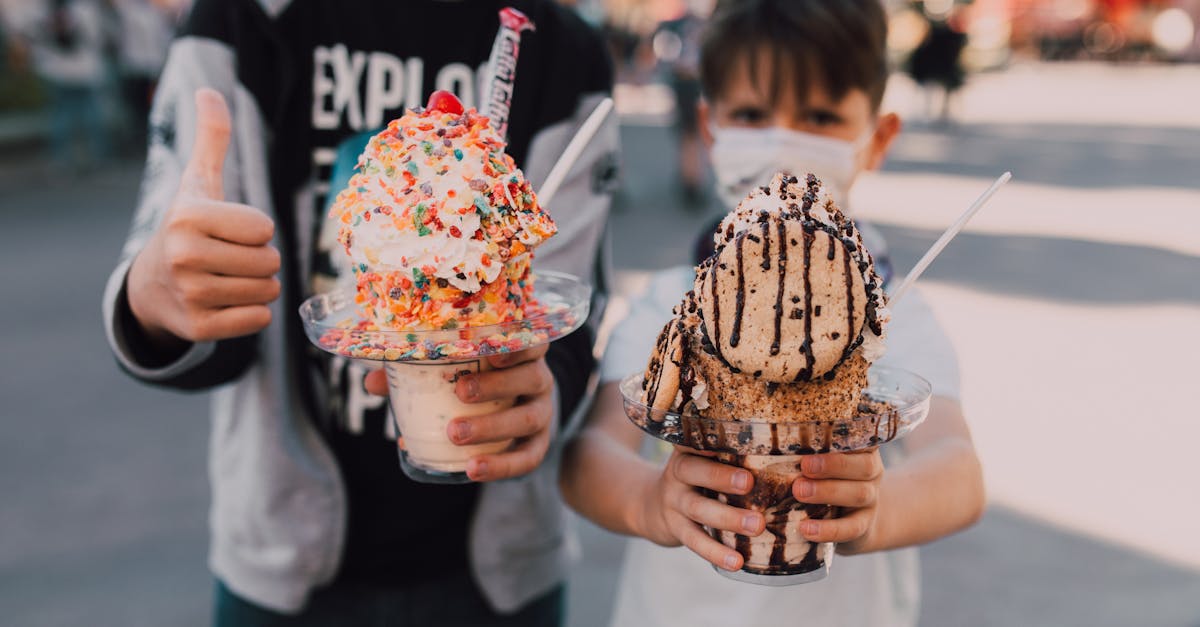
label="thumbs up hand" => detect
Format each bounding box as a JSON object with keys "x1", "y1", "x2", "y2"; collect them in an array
[{"x1": 126, "y1": 89, "x2": 281, "y2": 348}]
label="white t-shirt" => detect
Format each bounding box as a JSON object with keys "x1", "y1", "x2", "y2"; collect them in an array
[{"x1": 600, "y1": 264, "x2": 960, "y2": 627}]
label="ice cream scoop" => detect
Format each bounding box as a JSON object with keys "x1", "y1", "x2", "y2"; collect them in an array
[
  {"x1": 642, "y1": 173, "x2": 888, "y2": 421},
  {"x1": 329, "y1": 90, "x2": 556, "y2": 331}
]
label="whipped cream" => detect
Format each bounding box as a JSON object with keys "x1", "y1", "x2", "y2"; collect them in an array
[{"x1": 331, "y1": 108, "x2": 555, "y2": 294}]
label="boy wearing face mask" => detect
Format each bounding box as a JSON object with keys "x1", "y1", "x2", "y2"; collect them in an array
[{"x1": 559, "y1": 2, "x2": 984, "y2": 626}]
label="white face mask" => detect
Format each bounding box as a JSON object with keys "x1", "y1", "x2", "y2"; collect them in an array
[{"x1": 709, "y1": 125, "x2": 867, "y2": 209}]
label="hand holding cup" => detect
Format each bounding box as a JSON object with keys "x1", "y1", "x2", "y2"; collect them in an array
[
  {"x1": 364, "y1": 345, "x2": 556, "y2": 482},
  {"x1": 636, "y1": 446, "x2": 764, "y2": 572},
  {"x1": 792, "y1": 448, "x2": 884, "y2": 554}
]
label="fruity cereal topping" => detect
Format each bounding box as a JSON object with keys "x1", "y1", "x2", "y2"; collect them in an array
[{"x1": 328, "y1": 91, "x2": 557, "y2": 332}]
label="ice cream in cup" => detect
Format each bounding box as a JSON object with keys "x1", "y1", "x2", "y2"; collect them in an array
[
  {"x1": 385, "y1": 359, "x2": 513, "y2": 482},
  {"x1": 706, "y1": 454, "x2": 837, "y2": 584},
  {"x1": 301, "y1": 85, "x2": 589, "y2": 484},
  {"x1": 621, "y1": 173, "x2": 932, "y2": 584}
]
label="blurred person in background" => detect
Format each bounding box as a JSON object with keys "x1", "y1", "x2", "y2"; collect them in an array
[
  {"x1": 652, "y1": 0, "x2": 710, "y2": 205},
  {"x1": 561, "y1": 1, "x2": 984, "y2": 626},
  {"x1": 904, "y1": 0, "x2": 968, "y2": 124},
  {"x1": 26, "y1": 0, "x2": 111, "y2": 169},
  {"x1": 112, "y1": 0, "x2": 173, "y2": 151},
  {"x1": 1, "y1": 15, "x2": 9, "y2": 75}
]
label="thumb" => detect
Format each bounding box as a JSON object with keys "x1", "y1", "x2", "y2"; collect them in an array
[{"x1": 181, "y1": 88, "x2": 231, "y2": 200}]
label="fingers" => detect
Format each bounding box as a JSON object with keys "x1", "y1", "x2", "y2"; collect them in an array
[
  {"x1": 176, "y1": 273, "x2": 280, "y2": 308},
  {"x1": 182, "y1": 88, "x2": 232, "y2": 200},
  {"x1": 170, "y1": 232, "x2": 280, "y2": 276},
  {"x1": 364, "y1": 369, "x2": 387, "y2": 396},
  {"x1": 668, "y1": 483, "x2": 763, "y2": 536},
  {"x1": 801, "y1": 449, "x2": 883, "y2": 481},
  {"x1": 800, "y1": 508, "x2": 871, "y2": 545},
  {"x1": 484, "y1": 342, "x2": 548, "y2": 369},
  {"x1": 670, "y1": 453, "x2": 754, "y2": 495},
  {"x1": 793, "y1": 477, "x2": 878, "y2": 508},
  {"x1": 455, "y1": 357, "x2": 552, "y2": 403},
  {"x1": 171, "y1": 199, "x2": 276, "y2": 247},
  {"x1": 670, "y1": 513, "x2": 744, "y2": 571},
  {"x1": 449, "y1": 389, "x2": 552, "y2": 445},
  {"x1": 182, "y1": 304, "x2": 272, "y2": 342},
  {"x1": 465, "y1": 412, "x2": 552, "y2": 481}
]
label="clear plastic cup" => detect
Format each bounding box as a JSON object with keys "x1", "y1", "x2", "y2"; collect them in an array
[
  {"x1": 384, "y1": 359, "x2": 514, "y2": 484},
  {"x1": 618, "y1": 366, "x2": 932, "y2": 585},
  {"x1": 706, "y1": 453, "x2": 838, "y2": 585}
]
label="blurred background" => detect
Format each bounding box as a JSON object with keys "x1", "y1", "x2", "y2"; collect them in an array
[{"x1": 2, "y1": 0, "x2": 1199, "y2": 625}]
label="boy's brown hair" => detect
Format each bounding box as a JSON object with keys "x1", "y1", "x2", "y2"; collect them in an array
[{"x1": 700, "y1": 0, "x2": 890, "y2": 112}]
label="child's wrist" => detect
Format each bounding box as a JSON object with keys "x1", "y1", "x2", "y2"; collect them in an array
[{"x1": 628, "y1": 472, "x2": 665, "y2": 542}]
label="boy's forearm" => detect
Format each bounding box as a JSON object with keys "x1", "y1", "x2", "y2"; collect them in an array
[
  {"x1": 856, "y1": 436, "x2": 985, "y2": 554},
  {"x1": 561, "y1": 428, "x2": 659, "y2": 538}
]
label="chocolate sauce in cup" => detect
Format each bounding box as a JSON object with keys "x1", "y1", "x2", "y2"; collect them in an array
[
  {"x1": 620, "y1": 366, "x2": 930, "y2": 585},
  {"x1": 705, "y1": 454, "x2": 838, "y2": 584}
]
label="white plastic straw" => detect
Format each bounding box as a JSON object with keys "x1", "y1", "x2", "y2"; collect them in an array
[
  {"x1": 536, "y1": 97, "x2": 615, "y2": 208},
  {"x1": 888, "y1": 171, "x2": 1012, "y2": 305}
]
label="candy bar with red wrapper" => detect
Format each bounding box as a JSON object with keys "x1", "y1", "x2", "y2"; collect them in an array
[{"x1": 483, "y1": 7, "x2": 535, "y2": 140}]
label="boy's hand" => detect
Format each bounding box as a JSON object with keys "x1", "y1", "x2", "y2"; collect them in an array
[
  {"x1": 793, "y1": 449, "x2": 884, "y2": 555},
  {"x1": 637, "y1": 447, "x2": 763, "y2": 571},
  {"x1": 364, "y1": 345, "x2": 556, "y2": 482},
  {"x1": 126, "y1": 89, "x2": 281, "y2": 349}
]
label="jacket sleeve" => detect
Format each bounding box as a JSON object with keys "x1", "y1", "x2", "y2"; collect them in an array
[
  {"x1": 521, "y1": 14, "x2": 619, "y2": 440},
  {"x1": 101, "y1": 20, "x2": 262, "y2": 391},
  {"x1": 527, "y1": 92, "x2": 618, "y2": 438}
]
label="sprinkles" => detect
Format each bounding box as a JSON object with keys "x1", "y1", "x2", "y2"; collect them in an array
[
  {"x1": 312, "y1": 299, "x2": 578, "y2": 362},
  {"x1": 326, "y1": 104, "x2": 557, "y2": 332}
]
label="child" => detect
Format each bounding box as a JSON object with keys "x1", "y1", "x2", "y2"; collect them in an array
[
  {"x1": 559, "y1": 1, "x2": 984, "y2": 625},
  {"x1": 103, "y1": 1, "x2": 615, "y2": 623}
]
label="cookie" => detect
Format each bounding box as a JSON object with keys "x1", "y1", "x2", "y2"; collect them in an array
[
  {"x1": 697, "y1": 215, "x2": 867, "y2": 383},
  {"x1": 642, "y1": 316, "x2": 684, "y2": 413}
]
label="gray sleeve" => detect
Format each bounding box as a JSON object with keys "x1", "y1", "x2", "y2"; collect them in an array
[
  {"x1": 101, "y1": 36, "x2": 258, "y2": 386},
  {"x1": 875, "y1": 287, "x2": 961, "y2": 400},
  {"x1": 522, "y1": 92, "x2": 619, "y2": 290},
  {"x1": 521, "y1": 93, "x2": 620, "y2": 441},
  {"x1": 600, "y1": 267, "x2": 694, "y2": 384}
]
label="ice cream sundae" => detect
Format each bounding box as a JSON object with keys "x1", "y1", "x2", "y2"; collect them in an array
[{"x1": 639, "y1": 172, "x2": 892, "y2": 578}]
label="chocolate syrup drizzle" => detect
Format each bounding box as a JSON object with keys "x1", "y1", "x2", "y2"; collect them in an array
[
  {"x1": 642, "y1": 322, "x2": 671, "y2": 408},
  {"x1": 770, "y1": 218, "x2": 787, "y2": 356},
  {"x1": 798, "y1": 227, "x2": 815, "y2": 382},
  {"x1": 760, "y1": 218, "x2": 771, "y2": 271},
  {"x1": 841, "y1": 243, "x2": 856, "y2": 360},
  {"x1": 729, "y1": 234, "x2": 746, "y2": 348},
  {"x1": 709, "y1": 257, "x2": 723, "y2": 360},
  {"x1": 675, "y1": 319, "x2": 698, "y2": 411}
]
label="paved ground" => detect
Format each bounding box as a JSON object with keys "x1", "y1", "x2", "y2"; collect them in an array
[{"x1": 2, "y1": 61, "x2": 1200, "y2": 626}]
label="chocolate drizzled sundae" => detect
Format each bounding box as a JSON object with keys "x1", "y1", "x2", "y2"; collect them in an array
[{"x1": 639, "y1": 172, "x2": 893, "y2": 579}]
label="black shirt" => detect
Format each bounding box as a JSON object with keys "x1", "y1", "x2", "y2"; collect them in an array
[{"x1": 261, "y1": 0, "x2": 611, "y2": 584}]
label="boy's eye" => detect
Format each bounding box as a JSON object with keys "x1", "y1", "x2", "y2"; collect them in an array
[
  {"x1": 805, "y1": 109, "x2": 843, "y2": 127},
  {"x1": 727, "y1": 106, "x2": 770, "y2": 126}
]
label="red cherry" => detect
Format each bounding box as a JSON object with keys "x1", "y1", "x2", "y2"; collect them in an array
[{"x1": 426, "y1": 90, "x2": 464, "y2": 115}]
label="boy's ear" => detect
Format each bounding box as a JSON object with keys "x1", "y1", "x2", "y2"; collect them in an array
[
  {"x1": 863, "y1": 112, "x2": 902, "y2": 171},
  {"x1": 698, "y1": 99, "x2": 714, "y2": 148}
]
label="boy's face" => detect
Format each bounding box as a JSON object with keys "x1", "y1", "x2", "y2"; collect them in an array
[{"x1": 699, "y1": 52, "x2": 901, "y2": 181}]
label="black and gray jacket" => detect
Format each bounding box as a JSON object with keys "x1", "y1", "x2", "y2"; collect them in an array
[{"x1": 102, "y1": 0, "x2": 616, "y2": 613}]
